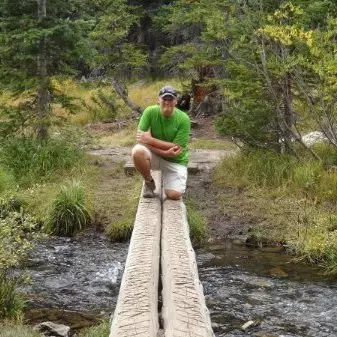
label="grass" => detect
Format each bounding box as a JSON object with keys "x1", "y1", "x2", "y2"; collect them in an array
[
  {"x1": 98, "y1": 121, "x2": 137, "y2": 147},
  {"x1": 104, "y1": 173, "x2": 142, "y2": 242},
  {"x1": 185, "y1": 199, "x2": 207, "y2": 244},
  {"x1": 189, "y1": 138, "x2": 239, "y2": 151},
  {"x1": 46, "y1": 180, "x2": 92, "y2": 237},
  {"x1": 128, "y1": 79, "x2": 184, "y2": 108},
  {"x1": 0, "y1": 274, "x2": 25, "y2": 321},
  {"x1": 77, "y1": 319, "x2": 110, "y2": 337},
  {"x1": 0, "y1": 137, "x2": 84, "y2": 187},
  {"x1": 214, "y1": 146, "x2": 337, "y2": 274},
  {"x1": 84, "y1": 158, "x2": 142, "y2": 241},
  {"x1": 0, "y1": 322, "x2": 41, "y2": 337}
]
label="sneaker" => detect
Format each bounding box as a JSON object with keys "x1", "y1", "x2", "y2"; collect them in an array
[{"x1": 143, "y1": 178, "x2": 156, "y2": 198}]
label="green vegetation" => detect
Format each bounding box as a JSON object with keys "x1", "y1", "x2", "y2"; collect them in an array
[
  {"x1": 77, "y1": 319, "x2": 110, "y2": 337},
  {"x1": 189, "y1": 138, "x2": 238, "y2": 151},
  {"x1": 0, "y1": 274, "x2": 25, "y2": 321},
  {"x1": 186, "y1": 201, "x2": 207, "y2": 244},
  {"x1": 1, "y1": 0, "x2": 337, "y2": 330},
  {"x1": 0, "y1": 197, "x2": 41, "y2": 321},
  {"x1": 0, "y1": 137, "x2": 84, "y2": 187},
  {"x1": 104, "y1": 171, "x2": 142, "y2": 242},
  {"x1": 0, "y1": 322, "x2": 41, "y2": 337},
  {"x1": 46, "y1": 180, "x2": 92, "y2": 237},
  {"x1": 214, "y1": 145, "x2": 337, "y2": 274}
]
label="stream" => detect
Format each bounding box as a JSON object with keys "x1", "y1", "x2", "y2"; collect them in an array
[{"x1": 17, "y1": 231, "x2": 337, "y2": 336}]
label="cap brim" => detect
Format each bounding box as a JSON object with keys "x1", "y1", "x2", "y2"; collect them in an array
[{"x1": 160, "y1": 93, "x2": 176, "y2": 99}]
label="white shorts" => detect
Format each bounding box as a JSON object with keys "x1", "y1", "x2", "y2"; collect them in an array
[{"x1": 132, "y1": 144, "x2": 188, "y2": 193}]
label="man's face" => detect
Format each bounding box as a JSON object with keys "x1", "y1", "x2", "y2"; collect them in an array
[{"x1": 159, "y1": 96, "x2": 177, "y2": 117}]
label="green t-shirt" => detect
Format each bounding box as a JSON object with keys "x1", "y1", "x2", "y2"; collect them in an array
[{"x1": 138, "y1": 105, "x2": 191, "y2": 166}]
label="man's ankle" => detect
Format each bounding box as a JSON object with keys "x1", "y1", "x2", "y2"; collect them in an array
[{"x1": 145, "y1": 175, "x2": 153, "y2": 182}]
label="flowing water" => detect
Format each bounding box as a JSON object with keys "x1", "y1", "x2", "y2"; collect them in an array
[
  {"x1": 198, "y1": 241, "x2": 337, "y2": 337},
  {"x1": 18, "y1": 232, "x2": 337, "y2": 336}
]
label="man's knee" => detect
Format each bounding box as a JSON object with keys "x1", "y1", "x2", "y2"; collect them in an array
[
  {"x1": 131, "y1": 144, "x2": 150, "y2": 161},
  {"x1": 165, "y1": 189, "x2": 182, "y2": 200}
]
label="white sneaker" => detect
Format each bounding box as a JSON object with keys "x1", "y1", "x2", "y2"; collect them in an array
[{"x1": 143, "y1": 179, "x2": 155, "y2": 198}]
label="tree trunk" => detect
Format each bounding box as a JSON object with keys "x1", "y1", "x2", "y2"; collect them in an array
[
  {"x1": 111, "y1": 78, "x2": 143, "y2": 117},
  {"x1": 37, "y1": 0, "x2": 49, "y2": 140},
  {"x1": 282, "y1": 72, "x2": 293, "y2": 151}
]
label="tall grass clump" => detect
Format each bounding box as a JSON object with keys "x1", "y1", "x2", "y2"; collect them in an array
[
  {"x1": 0, "y1": 273, "x2": 25, "y2": 320},
  {"x1": 214, "y1": 149, "x2": 297, "y2": 188},
  {"x1": 47, "y1": 180, "x2": 91, "y2": 237},
  {"x1": 186, "y1": 201, "x2": 207, "y2": 244},
  {"x1": 0, "y1": 137, "x2": 84, "y2": 186}
]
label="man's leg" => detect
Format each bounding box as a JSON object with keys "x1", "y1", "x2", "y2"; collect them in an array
[
  {"x1": 165, "y1": 189, "x2": 182, "y2": 200},
  {"x1": 131, "y1": 144, "x2": 156, "y2": 197},
  {"x1": 162, "y1": 161, "x2": 187, "y2": 201},
  {"x1": 131, "y1": 144, "x2": 152, "y2": 181}
]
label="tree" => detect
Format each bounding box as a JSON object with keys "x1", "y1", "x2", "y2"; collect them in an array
[
  {"x1": 154, "y1": 0, "x2": 223, "y2": 114},
  {"x1": 89, "y1": 0, "x2": 148, "y2": 114},
  {"x1": 0, "y1": 0, "x2": 93, "y2": 139}
]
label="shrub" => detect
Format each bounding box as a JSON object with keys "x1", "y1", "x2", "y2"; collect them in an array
[
  {"x1": 0, "y1": 197, "x2": 39, "y2": 320},
  {"x1": 0, "y1": 198, "x2": 39, "y2": 271},
  {"x1": 47, "y1": 181, "x2": 91, "y2": 237}
]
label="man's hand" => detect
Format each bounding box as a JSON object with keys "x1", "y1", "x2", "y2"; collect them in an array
[
  {"x1": 137, "y1": 130, "x2": 152, "y2": 144},
  {"x1": 165, "y1": 144, "x2": 182, "y2": 157}
]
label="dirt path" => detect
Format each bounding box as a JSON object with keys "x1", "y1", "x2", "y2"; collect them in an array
[{"x1": 88, "y1": 145, "x2": 247, "y2": 242}]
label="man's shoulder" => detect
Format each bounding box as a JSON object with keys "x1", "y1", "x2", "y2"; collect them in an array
[
  {"x1": 174, "y1": 107, "x2": 190, "y2": 119},
  {"x1": 143, "y1": 105, "x2": 160, "y2": 114}
]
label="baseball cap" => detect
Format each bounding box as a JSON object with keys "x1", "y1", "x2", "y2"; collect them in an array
[{"x1": 159, "y1": 85, "x2": 178, "y2": 99}]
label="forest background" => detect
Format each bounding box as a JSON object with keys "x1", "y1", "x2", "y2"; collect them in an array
[{"x1": 1, "y1": 0, "x2": 337, "y2": 333}]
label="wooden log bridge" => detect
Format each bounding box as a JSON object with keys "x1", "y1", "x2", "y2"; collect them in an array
[{"x1": 110, "y1": 171, "x2": 214, "y2": 337}]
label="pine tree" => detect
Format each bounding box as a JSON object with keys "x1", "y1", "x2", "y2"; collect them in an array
[{"x1": 0, "y1": 0, "x2": 93, "y2": 139}]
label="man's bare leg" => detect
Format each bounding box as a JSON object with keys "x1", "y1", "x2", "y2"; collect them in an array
[
  {"x1": 132, "y1": 145, "x2": 152, "y2": 181},
  {"x1": 165, "y1": 189, "x2": 182, "y2": 200},
  {"x1": 132, "y1": 144, "x2": 156, "y2": 197}
]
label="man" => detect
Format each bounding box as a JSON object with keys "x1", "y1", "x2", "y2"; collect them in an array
[{"x1": 131, "y1": 85, "x2": 191, "y2": 200}]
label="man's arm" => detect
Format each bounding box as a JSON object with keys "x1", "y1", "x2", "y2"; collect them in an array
[
  {"x1": 137, "y1": 130, "x2": 182, "y2": 157},
  {"x1": 146, "y1": 143, "x2": 182, "y2": 158},
  {"x1": 137, "y1": 130, "x2": 175, "y2": 150}
]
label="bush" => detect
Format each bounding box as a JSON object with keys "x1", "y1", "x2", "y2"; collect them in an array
[
  {"x1": 0, "y1": 197, "x2": 39, "y2": 321},
  {"x1": 47, "y1": 180, "x2": 91, "y2": 237},
  {"x1": 0, "y1": 198, "x2": 39, "y2": 271},
  {"x1": 0, "y1": 137, "x2": 84, "y2": 186}
]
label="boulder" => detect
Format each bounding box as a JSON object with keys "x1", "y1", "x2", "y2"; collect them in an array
[{"x1": 34, "y1": 322, "x2": 70, "y2": 337}]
